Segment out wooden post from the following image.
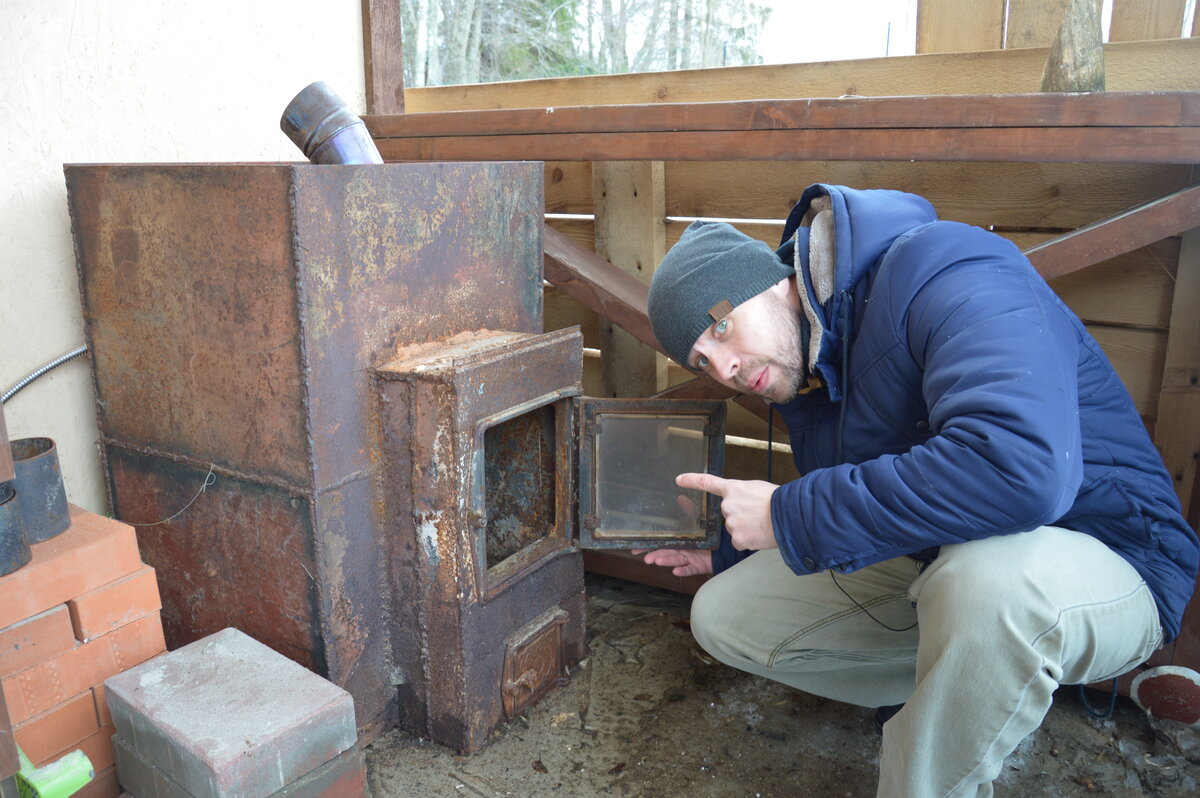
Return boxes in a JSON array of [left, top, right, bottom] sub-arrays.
[[1153, 225, 1200, 525], [361, 0, 406, 114], [916, 0, 1006, 54], [1040, 0, 1105, 92], [592, 161, 668, 397]]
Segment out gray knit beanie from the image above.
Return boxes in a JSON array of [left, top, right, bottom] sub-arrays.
[[648, 221, 797, 365]]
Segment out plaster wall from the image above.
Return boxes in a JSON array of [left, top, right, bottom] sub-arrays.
[[0, 0, 367, 513]]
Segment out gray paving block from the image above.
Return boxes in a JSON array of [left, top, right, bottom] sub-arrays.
[[105, 628, 355, 798]]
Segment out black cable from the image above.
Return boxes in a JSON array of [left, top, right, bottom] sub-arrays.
[[829, 570, 918, 632], [1077, 680, 1119, 720]]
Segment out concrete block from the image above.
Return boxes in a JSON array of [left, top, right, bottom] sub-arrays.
[[105, 629, 356, 798], [75, 765, 121, 798], [114, 735, 365, 798], [69, 566, 162, 643], [0, 605, 76, 678]]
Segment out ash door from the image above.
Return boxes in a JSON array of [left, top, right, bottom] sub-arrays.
[[576, 398, 725, 551]]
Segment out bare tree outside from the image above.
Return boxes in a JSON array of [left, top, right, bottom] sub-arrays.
[[401, 0, 772, 87]]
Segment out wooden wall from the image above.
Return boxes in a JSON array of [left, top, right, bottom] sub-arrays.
[[386, 1, 1199, 522]]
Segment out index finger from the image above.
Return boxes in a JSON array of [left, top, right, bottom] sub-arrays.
[[675, 472, 729, 496]]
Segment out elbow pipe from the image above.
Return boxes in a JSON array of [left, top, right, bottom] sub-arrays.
[[280, 81, 383, 165]]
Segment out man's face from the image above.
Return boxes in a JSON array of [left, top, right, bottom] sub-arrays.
[[686, 279, 805, 404]]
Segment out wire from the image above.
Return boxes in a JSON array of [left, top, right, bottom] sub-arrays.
[[829, 570, 918, 632], [126, 465, 216, 527], [2, 345, 88, 403]]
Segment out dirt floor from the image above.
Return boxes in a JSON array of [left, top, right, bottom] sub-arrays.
[[364, 574, 1200, 797]]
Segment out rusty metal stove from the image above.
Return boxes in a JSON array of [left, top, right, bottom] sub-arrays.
[[67, 161, 724, 752]]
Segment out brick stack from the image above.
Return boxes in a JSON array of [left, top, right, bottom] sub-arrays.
[[0, 504, 166, 797], [105, 628, 363, 798]]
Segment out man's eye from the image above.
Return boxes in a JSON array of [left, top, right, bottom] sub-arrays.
[[697, 355, 710, 369], [715, 319, 729, 335]]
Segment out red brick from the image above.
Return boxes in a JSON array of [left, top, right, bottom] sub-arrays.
[[93, 684, 112, 727], [75, 765, 121, 798], [1, 612, 165, 723], [14, 691, 100, 767], [0, 506, 141, 630], [68, 566, 162, 643], [40, 724, 117, 773], [0, 605, 76, 678]]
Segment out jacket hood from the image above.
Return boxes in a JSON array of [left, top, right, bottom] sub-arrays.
[[779, 184, 937, 401]]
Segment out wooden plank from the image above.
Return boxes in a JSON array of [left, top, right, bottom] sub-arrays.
[[664, 161, 1193, 231], [543, 227, 658, 351], [376, 125, 1200, 164], [1023, 183, 1200, 280], [1153, 223, 1200, 519], [368, 92, 1200, 138], [1090, 326, 1167, 416], [1006, 0, 1074, 49], [916, 0, 1006, 54], [361, 0, 405, 114], [1048, 240, 1179, 329], [593, 162, 668, 396], [1109, 0, 1188, 42], [545, 162, 592, 213], [398, 38, 1199, 112]]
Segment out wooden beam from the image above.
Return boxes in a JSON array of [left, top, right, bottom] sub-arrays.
[[543, 226, 658, 351], [368, 93, 1200, 164], [1023, 183, 1200, 280], [361, 0, 405, 114], [368, 92, 1200, 138], [401, 39, 1200, 113], [377, 127, 1199, 164]]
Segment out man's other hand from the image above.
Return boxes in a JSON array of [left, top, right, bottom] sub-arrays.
[[676, 472, 779, 552], [631, 548, 714, 577]]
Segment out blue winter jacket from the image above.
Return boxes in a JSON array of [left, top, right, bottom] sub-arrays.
[[720, 184, 1198, 642]]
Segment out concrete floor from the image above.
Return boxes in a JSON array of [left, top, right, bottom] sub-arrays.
[[364, 574, 1200, 797]]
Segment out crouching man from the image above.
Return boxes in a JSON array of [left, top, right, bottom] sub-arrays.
[[638, 184, 1198, 797]]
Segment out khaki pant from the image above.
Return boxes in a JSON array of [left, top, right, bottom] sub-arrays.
[[690, 526, 1163, 797]]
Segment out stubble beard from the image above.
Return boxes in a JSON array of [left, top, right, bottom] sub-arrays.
[[751, 294, 807, 404]]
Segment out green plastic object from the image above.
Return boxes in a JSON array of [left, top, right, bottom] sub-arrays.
[[15, 748, 93, 798]]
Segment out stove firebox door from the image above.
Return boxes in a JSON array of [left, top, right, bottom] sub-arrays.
[[575, 397, 725, 552]]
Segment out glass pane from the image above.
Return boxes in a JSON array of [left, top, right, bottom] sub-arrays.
[[593, 413, 710, 540], [484, 405, 558, 568]]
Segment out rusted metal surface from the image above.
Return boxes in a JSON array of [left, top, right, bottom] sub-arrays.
[[376, 328, 587, 753], [67, 162, 545, 744], [9, 438, 69, 544], [106, 446, 323, 671]]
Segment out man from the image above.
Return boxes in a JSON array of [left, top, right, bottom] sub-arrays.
[[638, 184, 1198, 797]]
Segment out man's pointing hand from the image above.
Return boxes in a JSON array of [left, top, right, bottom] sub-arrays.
[[676, 472, 779, 552]]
